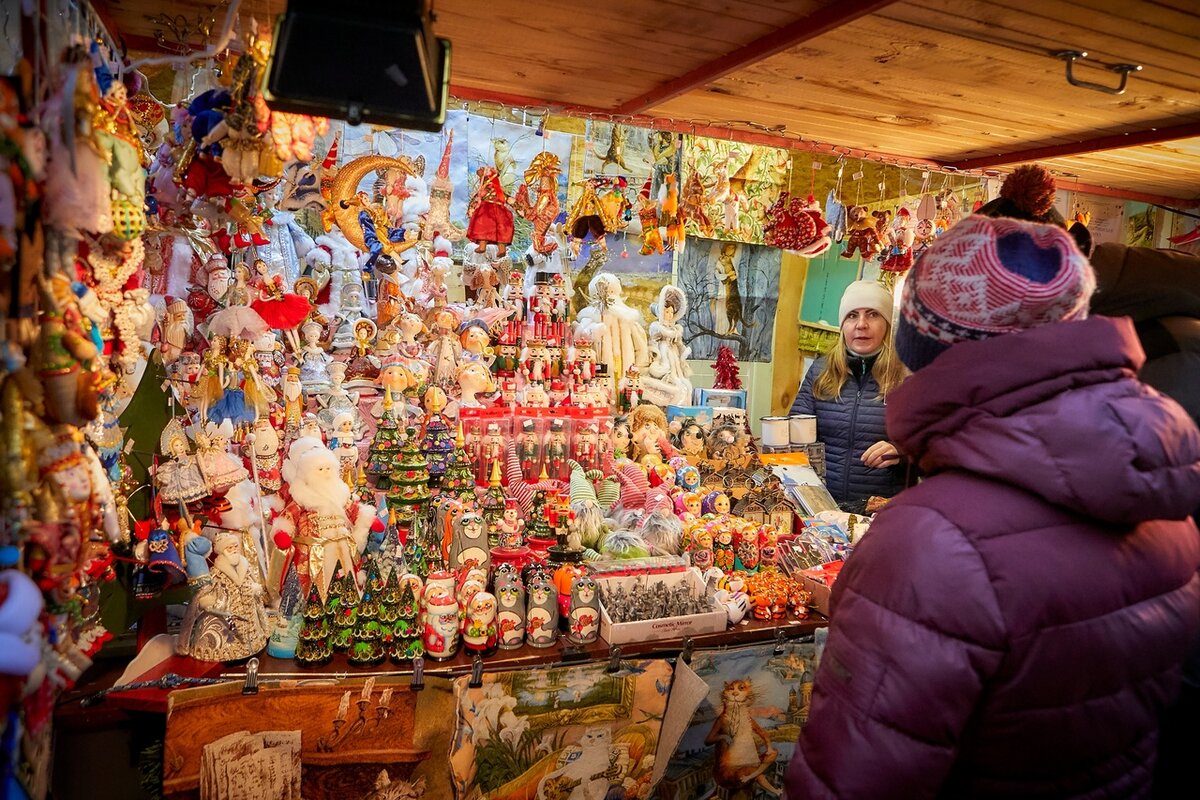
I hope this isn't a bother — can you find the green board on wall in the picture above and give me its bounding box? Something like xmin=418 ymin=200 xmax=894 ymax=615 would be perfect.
xmin=799 ymin=248 xmax=860 ymax=328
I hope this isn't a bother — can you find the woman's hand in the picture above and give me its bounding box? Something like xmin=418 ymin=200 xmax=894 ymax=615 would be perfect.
xmin=862 ymin=441 xmax=901 ymax=469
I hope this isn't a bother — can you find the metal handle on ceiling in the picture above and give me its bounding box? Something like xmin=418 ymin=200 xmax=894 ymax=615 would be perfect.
xmin=1055 ymin=50 xmax=1143 ymax=96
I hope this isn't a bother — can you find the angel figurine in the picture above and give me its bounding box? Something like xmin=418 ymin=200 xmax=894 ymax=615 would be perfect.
xmin=298 ymin=321 xmax=332 ymax=392
xmin=330 ymin=283 xmax=367 ymax=351
xmin=155 ymin=418 xmax=209 ymax=505
xmin=640 ymin=285 xmax=693 ymax=407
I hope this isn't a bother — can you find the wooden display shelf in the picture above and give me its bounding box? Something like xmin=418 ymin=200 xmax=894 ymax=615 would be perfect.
xmin=95 ymin=614 xmax=825 ymax=715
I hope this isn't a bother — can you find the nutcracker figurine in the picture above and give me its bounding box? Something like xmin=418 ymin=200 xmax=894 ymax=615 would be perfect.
xmin=529 ymin=275 xmax=552 ymax=340
xmin=520 ymin=340 xmax=551 ymax=385
xmin=549 ymin=274 xmax=570 ymax=342
xmin=618 ymin=364 xmax=642 ymax=413
xmin=518 ymin=420 xmax=542 ymax=480
xmin=480 ymin=422 xmax=505 ymax=481
xmin=544 ymin=420 xmax=568 ymax=481
xmin=574 ymin=423 xmax=600 ymax=471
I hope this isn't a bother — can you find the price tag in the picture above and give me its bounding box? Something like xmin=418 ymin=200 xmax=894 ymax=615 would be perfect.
xmin=812 ymin=161 xmax=823 ymax=170
xmin=852 ymin=170 xmax=864 ymax=181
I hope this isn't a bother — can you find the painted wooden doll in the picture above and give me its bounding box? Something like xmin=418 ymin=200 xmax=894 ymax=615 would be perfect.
xmin=423 ymin=593 xmax=460 ymax=661
xmin=526 ymin=575 xmax=559 ymax=649
xmin=496 ymin=582 xmax=526 ymax=650
xmin=463 ymin=591 xmax=498 ymax=656
xmin=567 ymin=576 xmax=601 ymax=646
xmin=449 ymin=511 xmax=490 ymax=572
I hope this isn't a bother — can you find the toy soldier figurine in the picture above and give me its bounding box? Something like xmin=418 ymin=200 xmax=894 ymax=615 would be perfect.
xmin=574 ymin=423 xmax=599 ymax=471
xmin=521 ymin=340 xmax=550 ymax=385
xmin=545 ymin=420 xmax=569 ymax=481
xmin=618 ymin=364 xmax=642 ymax=413
xmin=549 ymin=274 xmax=570 ymax=342
xmin=481 ymin=422 xmax=505 ymax=480
xmin=529 ymin=276 xmax=552 ymax=340
xmin=519 ymin=420 xmax=542 ymax=480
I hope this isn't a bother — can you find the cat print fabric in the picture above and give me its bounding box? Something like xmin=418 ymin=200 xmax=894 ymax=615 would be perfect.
xmin=657 ymin=638 xmax=823 ymax=800
xmin=450 ymin=659 xmax=673 ymax=800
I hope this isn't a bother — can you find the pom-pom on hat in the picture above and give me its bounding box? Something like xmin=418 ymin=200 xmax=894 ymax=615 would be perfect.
xmin=975 ymin=164 xmax=1093 ymax=257
xmin=896 ymin=215 xmax=1095 ymax=372
xmin=838 ymin=280 xmax=894 ymax=328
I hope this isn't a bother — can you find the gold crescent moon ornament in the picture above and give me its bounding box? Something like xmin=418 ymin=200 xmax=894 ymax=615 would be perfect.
xmin=327 ymin=154 xmax=422 ymax=251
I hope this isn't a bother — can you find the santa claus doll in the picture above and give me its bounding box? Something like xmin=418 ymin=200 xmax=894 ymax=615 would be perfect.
xmin=271 ymin=444 xmax=381 ymax=602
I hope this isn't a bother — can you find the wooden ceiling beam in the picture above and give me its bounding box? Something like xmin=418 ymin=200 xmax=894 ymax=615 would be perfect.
xmin=943 ymin=121 xmax=1200 ymax=170
xmin=610 ymin=0 xmax=903 ymax=115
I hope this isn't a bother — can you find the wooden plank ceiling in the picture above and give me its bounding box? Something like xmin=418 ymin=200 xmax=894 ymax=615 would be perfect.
xmin=102 ymin=0 xmax=1200 ymax=201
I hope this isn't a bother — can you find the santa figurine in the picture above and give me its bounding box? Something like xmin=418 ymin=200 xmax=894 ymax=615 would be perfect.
xmin=271 ymin=444 xmax=381 ymax=601
xmin=495 ymin=499 xmax=525 ymax=548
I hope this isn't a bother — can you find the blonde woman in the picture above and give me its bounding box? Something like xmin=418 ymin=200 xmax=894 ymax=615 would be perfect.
xmin=790 ymin=280 xmax=909 ymax=508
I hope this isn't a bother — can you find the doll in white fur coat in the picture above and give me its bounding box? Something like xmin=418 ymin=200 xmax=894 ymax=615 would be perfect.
xmin=270 ymin=445 xmax=380 ymax=602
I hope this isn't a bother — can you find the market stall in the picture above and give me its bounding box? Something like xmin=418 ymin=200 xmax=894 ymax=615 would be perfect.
xmin=3 ymin=0 xmax=1199 ymax=798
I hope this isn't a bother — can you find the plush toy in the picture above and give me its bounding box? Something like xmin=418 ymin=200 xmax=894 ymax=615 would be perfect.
xmin=636 ymin=176 xmax=665 ymax=255
xmin=763 ymin=192 xmax=832 ymax=256
xmin=840 ymin=205 xmax=881 ymax=260
xmin=871 ymin=209 xmax=893 ymax=258
xmin=881 ymin=207 xmax=916 ymax=276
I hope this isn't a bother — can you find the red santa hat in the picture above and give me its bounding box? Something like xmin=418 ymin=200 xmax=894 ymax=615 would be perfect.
xmin=432 ymin=233 xmax=453 ymax=259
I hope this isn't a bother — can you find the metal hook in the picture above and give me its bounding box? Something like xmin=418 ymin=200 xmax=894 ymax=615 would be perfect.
xmin=411 ymin=656 xmax=425 ymax=691
xmin=774 ymin=628 xmax=788 ymax=655
xmin=242 ymin=657 xmax=260 ymax=695
xmin=1055 ymin=51 xmax=1142 ymax=96
xmin=468 ymin=655 xmax=484 ymax=688
xmin=606 ymin=645 xmax=622 ymax=674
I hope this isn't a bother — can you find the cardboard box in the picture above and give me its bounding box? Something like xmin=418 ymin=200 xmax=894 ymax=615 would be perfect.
xmin=665 ymin=405 xmax=715 ymax=427
xmin=799 ymin=574 xmax=833 ymax=618
xmin=597 ymin=570 xmax=727 ymax=645
xmin=694 ymin=388 xmax=747 ymax=409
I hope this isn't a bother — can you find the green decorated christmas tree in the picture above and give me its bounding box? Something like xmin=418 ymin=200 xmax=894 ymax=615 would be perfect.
xmin=401 ymin=520 xmax=431 ymax=579
xmin=481 ymin=460 xmax=506 ymax=548
xmin=389 ymin=580 xmax=424 ymax=663
xmin=348 ymin=563 xmax=387 ymax=665
xmin=367 ymin=394 xmax=403 ymax=489
xmin=386 ymin=427 xmax=431 ymax=517
xmin=326 ymin=563 xmax=360 ymax=652
xmin=294 ymin=583 xmax=331 ymax=667
xmin=525 ymin=489 xmax=554 ymax=541
xmin=377 ymin=570 xmax=403 ymax=634
xmin=421 ymin=414 xmax=455 ymax=487
xmin=442 ymin=425 xmax=478 ymax=503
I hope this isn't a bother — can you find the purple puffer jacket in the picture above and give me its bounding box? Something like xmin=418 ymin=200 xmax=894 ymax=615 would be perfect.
xmin=787 ymin=316 xmax=1200 ymax=799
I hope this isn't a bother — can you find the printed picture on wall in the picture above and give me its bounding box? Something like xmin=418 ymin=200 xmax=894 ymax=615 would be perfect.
xmin=681 ymin=137 xmax=790 ymax=245
xmin=570 ymin=235 xmax=675 ymax=323
xmin=582 ymin=120 xmax=657 ymax=182
xmin=163 ymin=677 xmax=456 ymax=800
xmin=677 ymin=238 xmax=782 ymax=362
xmin=657 ymin=640 xmax=823 ymax=800
xmin=450 ymin=659 xmax=673 ymax=800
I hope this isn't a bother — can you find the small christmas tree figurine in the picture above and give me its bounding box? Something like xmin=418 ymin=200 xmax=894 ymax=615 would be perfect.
xmin=482 ymin=460 xmax=507 ymax=548
xmin=367 ymin=393 xmax=404 ymax=489
xmin=421 ymin=411 xmax=455 ymax=488
xmin=389 ymin=580 xmax=424 ymax=663
xmin=295 ymin=583 xmax=332 ymax=667
xmin=348 ymin=563 xmax=387 ymax=665
xmin=442 ymin=425 xmax=478 ymax=503
xmin=355 ymin=465 xmax=375 ymax=506
xmin=326 ymin=563 xmax=360 ymax=652
xmin=712 ymin=345 xmax=742 ymax=390
xmin=387 ymin=427 xmax=432 ymax=517
xmin=525 ymin=490 xmax=554 ymax=541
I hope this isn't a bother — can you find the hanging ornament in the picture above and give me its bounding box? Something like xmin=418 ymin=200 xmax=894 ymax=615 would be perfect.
xmin=466 ymin=165 xmax=515 ymax=257
xmin=763 ymin=192 xmax=832 ymax=257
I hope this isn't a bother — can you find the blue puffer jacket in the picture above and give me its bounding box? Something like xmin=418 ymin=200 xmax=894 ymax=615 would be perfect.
xmin=790 ymin=354 xmax=907 ymax=505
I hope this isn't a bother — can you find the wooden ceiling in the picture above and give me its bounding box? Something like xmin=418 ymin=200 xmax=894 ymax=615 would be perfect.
xmin=99 ymin=0 xmax=1200 ymax=202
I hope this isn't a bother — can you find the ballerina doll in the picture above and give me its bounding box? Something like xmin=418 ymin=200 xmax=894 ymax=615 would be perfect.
xmin=155 ymin=418 xmax=209 ymax=505
xmin=298 ymin=320 xmax=332 ymax=393
xmin=196 ymin=419 xmax=250 ymax=494
xmin=248 ymin=258 xmax=312 ymax=354
xmin=227 ymin=336 xmax=274 ymax=419
xmin=197 ymin=334 xmax=230 ymax=423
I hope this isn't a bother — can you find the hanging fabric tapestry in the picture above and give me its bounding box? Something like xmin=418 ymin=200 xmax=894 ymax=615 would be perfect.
xmin=451 ymin=658 xmax=673 ymax=800
xmin=681 ymin=137 xmax=790 ymax=245
xmin=676 ymin=239 xmax=782 ymax=362
xmin=657 ymin=639 xmax=824 ymax=800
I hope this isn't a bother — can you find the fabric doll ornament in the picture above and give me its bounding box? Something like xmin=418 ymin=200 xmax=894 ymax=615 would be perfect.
xmin=156 ymin=418 xmax=210 ymax=505
xmin=512 ymin=152 xmax=562 ymax=256
xmin=465 ymin=166 xmax=518 ymax=256
xmin=636 ymin=176 xmax=666 ymax=255
xmin=881 ymin=207 xmax=917 ymax=285
xmin=565 ymin=177 xmax=618 ymax=259
xmin=763 ymin=192 xmax=833 ymax=257
xmin=840 ymin=205 xmax=882 ymax=260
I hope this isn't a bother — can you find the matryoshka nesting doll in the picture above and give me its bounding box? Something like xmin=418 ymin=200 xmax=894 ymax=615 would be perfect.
xmin=423 ymin=593 xmax=460 ymax=660
xmin=712 ymin=524 xmax=735 ymax=571
xmin=567 ymin=576 xmax=601 ymax=646
xmin=688 ymin=527 xmax=714 ymax=571
xmin=463 ymin=591 xmax=498 ymax=656
xmin=525 ymin=576 xmax=559 ymax=648
xmin=449 ymin=511 xmax=490 ymax=572
xmin=735 ymin=528 xmax=760 ymax=572
xmin=496 ymin=582 xmax=526 ymax=650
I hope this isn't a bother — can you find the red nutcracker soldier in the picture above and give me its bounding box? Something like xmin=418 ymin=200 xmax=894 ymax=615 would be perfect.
xmin=549 ymin=274 xmax=570 ymax=343
xmin=464 ymin=425 xmax=484 ymax=481
xmin=546 ymin=339 xmax=565 ymax=380
xmin=571 ymin=336 xmax=597 ymax=383
xmin=574 ymin=423 xmax=600 ymax=471
xmin=481 ymin=422 xmax=506 ymax=482
xmin=499 ymin=378 xmax=518 ymax=407
xmin=544 ymin=419 xmax=569 ymax=481
xmin=548 ymin=379 xmax=570 ymax=409
xmin=529 ymin=276 xmax=552 ymax=340
xmin=518 ymin=420 xmax=542 ymax=480
xmin=501 ymin=272 xmax=525 ymax=343
xmin=521 ymin=340 xmax=551 ymax=385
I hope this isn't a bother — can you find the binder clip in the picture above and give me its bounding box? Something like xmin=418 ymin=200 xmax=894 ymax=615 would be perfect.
xmin=680 ymin=637 xmax=694 ymax=666
xmin=774 ymin=628 xmax=788 ymax=655
xmin=411 ymin=656 xmax=425 ymax=691
xmin=468 ymin=655 xmax=484 ymax=688
xmin=242 ymin=657 xmax=260 ymax=695
xmin=606 ymin=645 xmax=622 ymax=674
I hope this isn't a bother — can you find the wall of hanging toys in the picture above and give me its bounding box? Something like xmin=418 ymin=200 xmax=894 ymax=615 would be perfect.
xmin=2 ymin=4 xmax=1196 ymax=798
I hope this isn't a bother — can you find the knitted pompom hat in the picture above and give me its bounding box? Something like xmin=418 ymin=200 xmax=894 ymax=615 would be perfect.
xmin=896 ymin=215 xmax=1096 ymax=372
